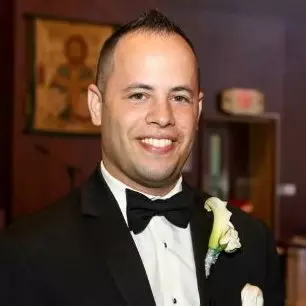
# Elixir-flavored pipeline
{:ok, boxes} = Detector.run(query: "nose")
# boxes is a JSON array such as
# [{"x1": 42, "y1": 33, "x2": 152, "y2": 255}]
[{"x1": 145, "y1": 99, "x2": 175, "y2": 127}]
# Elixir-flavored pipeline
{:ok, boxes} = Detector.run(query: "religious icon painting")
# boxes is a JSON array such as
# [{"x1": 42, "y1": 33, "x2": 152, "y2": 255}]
[{"x1": 25, "y1": 16, "x2": 117, "y2": 135}]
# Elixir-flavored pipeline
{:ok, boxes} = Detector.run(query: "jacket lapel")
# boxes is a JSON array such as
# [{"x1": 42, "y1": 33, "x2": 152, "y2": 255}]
[
  {"x1": 80, "y1": 168, "x2": 155, "y2": 306},
  {"x1": 189, "y1": 189, "x2": 214, "y2": 306}
]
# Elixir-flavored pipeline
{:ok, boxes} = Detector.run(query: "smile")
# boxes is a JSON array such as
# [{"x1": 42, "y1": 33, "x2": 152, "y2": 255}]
[{"x1": 140, "y1": 138, "x2": 173, "y2": 148}]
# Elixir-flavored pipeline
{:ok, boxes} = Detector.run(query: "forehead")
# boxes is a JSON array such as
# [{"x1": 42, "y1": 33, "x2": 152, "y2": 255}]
[{"x1": 111, "y1": 31, "x2": 198, "y2": 86}]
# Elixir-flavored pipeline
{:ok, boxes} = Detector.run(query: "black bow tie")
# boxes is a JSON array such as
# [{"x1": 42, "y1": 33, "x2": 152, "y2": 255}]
[{"x1": 126, "y1": 188, "x2": 193, "y2": 234}]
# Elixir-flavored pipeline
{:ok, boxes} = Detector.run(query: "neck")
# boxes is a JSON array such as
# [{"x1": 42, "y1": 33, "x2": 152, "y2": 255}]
[{"x1": 101, "y1": 160, "x2": 180, "y2": 197}]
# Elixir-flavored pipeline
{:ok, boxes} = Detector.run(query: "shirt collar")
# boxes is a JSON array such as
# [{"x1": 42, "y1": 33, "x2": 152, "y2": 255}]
[{"x1": 100, "y1": 161, "x2": 183, "y2": 222}]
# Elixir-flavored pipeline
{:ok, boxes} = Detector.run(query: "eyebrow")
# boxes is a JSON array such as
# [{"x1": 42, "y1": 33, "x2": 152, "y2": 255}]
[
  {"x1": 123, "y1": 83, "x2": 154, "y2": 92},
  {"x1": 123, "y1": 83, "x2": 194, "y2": 95},
  {"x1": 170, "y1": 86, "x2": 193, "y2": 96}
]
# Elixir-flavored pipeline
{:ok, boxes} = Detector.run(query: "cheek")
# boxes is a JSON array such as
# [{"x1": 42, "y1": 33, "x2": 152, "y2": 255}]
[
  {"x1": 105, "y1": 102, "x2": 145, "y2": 145},
  {"x1": 175, "y1": 110, "x2": 198, "y2": 136},
  {"x1": 119, "y1": 106, "x2": 147, "y2": 134},
  {"x1": 101, "y1": 109, "x2": 122, "y2": 143},
  {"x1": 110, "y1": 112, "x2": 138, "y2": 145}
]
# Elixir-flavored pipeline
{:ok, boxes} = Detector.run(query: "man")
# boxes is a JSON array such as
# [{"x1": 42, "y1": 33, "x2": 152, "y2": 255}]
[{"x1": 0, "y1": 10, "x2": 284, "y2": 306}]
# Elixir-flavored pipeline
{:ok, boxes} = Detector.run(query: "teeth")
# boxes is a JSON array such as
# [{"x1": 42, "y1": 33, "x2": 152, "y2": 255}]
[{"x1": 141, "y1": 138, "x2": 172, "y2": 148}]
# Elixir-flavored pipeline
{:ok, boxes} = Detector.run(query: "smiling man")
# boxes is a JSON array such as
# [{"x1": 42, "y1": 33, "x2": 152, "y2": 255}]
[
  {"x1": 88, "y1": 21, "x2": 202, "y2": 195},
  {"x1": 0, "y1": 10, "x2": 283, "y2": 306}
]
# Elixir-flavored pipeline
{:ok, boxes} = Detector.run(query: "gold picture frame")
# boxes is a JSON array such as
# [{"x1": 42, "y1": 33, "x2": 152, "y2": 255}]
[{"x1": 26, "y1": 15, "x2": 117, "y2": 136}]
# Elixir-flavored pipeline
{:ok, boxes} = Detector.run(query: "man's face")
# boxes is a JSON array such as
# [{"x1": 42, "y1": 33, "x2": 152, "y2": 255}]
[{"x1": 88, "y1": 32, "x2": 203, "y2": 194}]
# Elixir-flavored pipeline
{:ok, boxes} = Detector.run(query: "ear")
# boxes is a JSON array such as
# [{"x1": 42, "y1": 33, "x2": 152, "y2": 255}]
[
  {"x1": 197, "y1": 90, "x2": 204, "y2": 123},
  {"x1": 88, "y1": 84, "x2": 103, "y2": 126}
]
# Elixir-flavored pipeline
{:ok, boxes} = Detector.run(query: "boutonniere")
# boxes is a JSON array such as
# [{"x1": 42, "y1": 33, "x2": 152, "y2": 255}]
[
  {"x1": 241, "y1": 283, "x2": 264, "y2": 306},
  {"x1": 204, "y1": 197, "x2": 241, "y2": 277}
]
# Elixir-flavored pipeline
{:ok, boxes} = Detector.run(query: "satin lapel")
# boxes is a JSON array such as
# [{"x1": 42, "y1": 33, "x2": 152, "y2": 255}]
[
  {"x1": 81, "y1": 168, "x2": 155, "y2": 306},
  {"x1": 189, "y1": 191, "x2": 214, "y2": 306}
]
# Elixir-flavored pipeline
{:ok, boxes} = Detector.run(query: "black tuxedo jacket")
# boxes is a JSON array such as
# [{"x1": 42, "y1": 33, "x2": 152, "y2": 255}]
[{"x1": 0, "y1": 168, "x2": 284, "y2": 306}]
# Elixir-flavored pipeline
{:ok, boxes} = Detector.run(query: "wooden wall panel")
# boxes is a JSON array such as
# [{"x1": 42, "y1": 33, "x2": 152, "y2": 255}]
[
  {"x1": 0, "y1": 0, "x2": 14, "y2": 225},
  {"x1": 280, "y1": 22, "x2": 306, "y2": 240}
]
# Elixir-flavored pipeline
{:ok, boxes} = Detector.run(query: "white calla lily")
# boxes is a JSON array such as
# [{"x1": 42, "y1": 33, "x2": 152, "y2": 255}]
[
  {"x1": 204, "y1": 197, "x2": 240, "y2": 252},
  {"x1": 204, "y1": 197, "x2": 241, "y2": 277}
]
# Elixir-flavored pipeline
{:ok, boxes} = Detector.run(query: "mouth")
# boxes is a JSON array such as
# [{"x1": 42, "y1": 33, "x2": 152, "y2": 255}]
[
  {"x1": 141, "y1": 138, "x2": 173, "y2": 147},
  {"x1": 138, "y1": 137, "x2": 176, "y2": 154}
]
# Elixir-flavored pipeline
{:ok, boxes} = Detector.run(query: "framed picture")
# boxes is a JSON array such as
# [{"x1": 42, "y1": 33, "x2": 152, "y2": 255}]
[{"x1": 25, "y1": 15, "x2": 117, "y2": 136}]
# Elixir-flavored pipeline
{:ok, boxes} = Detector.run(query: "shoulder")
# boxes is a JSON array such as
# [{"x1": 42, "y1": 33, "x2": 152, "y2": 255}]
[
  {"x1": 228, "y1": 204, "x2": 275, "y2": 248},
  {"x1": 225, "y1": 201, "x2": 278, "y2": 262},
  {"x1": 0, "y1": 187, "x2": 82, "y2": 249}
]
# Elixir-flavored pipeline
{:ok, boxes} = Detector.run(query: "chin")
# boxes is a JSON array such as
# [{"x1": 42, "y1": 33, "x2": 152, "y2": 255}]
[{"x1": 136, "y1": 167, "x2": 180, "y2": 187}]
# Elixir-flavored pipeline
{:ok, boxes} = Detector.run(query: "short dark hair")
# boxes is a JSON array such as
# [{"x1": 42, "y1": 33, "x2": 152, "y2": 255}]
[{"x1": 95, "y1": 9, "x2": 199, "y2": 92}]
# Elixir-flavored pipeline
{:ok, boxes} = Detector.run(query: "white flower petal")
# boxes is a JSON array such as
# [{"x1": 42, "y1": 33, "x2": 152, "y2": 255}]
[
  {"x1": 225, "y1": 237, "x2": 241, "y2": 252},
  {"x1": 204, "y1": 197, "x2": 228, "y2": 212},
  {"x1": 228, "y1": 221, "x2": 234, "y2": 229},
  {"x1": 219, "y1": 225, "x2": 241, "y2": 252}
]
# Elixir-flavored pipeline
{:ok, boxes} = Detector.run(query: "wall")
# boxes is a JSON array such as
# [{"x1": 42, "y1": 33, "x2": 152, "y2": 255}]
[
  {"x1": 281, "y1": 22, "x2": 306, "y2": 239},
  {"x1": 0, "y1": 0, "x2": 14, "y2": 227},
  {"x1": 10, "y1": 0, "x2": 306, "y2": 241}
]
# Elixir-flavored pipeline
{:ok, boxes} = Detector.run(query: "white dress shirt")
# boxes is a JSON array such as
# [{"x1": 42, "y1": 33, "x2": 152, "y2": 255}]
[{"x1": 100, "y1": 162, "x2": 200, "y2": 306}]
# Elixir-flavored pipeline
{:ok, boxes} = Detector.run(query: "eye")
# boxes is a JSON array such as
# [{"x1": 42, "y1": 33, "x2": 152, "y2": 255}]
[
  {"x1": 128, "y1": 93, "x2": 146, "y2": 101},
  {"x1": 172, "y1": 95, "x2": 191, "y2": 103}
]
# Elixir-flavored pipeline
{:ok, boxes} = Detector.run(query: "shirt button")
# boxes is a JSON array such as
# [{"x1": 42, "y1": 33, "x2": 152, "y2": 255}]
[
  {"x1": 173, "y1": 298, "x2": 177, "y2": 304},
  {"x1": 164, "y1": 242, "x2": 167, "y2": 248}
]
